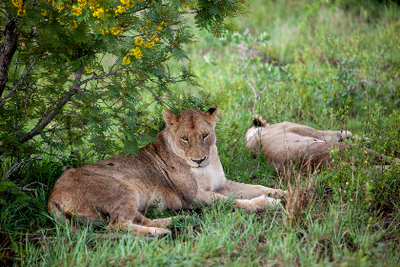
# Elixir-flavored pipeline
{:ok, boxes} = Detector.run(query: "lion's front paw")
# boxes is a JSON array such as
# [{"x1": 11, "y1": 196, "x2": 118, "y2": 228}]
[
  {"x1": 235, "y1": 195, "x2": 281, "y2": 212},
  {"x1": 263, "y1": 189, "x2": 288, "y2": 199},
  {"x1": 149, "y1": 227, "x2": 171, "y2": 237},
  {"x1": 250, "y1": 195, "x2": 281, "y2": 210}
]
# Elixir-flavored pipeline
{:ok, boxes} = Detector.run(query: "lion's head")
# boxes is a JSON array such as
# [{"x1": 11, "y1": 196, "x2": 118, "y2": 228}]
[{"x1": 163, "y1": 105, "x2": 218, "y2": 168}]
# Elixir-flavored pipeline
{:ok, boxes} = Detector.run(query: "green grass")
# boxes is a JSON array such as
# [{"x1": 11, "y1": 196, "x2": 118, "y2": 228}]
[{"x1": 1, "y1": 0, "x2": 400, "y2": 265}]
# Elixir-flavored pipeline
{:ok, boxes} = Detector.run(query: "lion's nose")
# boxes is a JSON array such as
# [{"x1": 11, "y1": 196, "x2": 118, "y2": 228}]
[{"x1": 191, "y1": 157, "x2": 206, "y2": 164}]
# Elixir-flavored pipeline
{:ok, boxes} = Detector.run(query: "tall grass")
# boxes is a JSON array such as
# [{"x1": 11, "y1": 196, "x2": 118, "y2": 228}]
[{"x1": 1, "y1": 0, "x2": 400, "y2": 265}]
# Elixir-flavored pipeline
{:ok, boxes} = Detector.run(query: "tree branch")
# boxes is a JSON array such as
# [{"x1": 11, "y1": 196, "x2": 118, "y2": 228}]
[
  {"x1": 18, "y1": 181, "x2": 48, "y2": 192},
  {"x1": 0, "y1": 15, "x2": 20, "y2": 98},
  {"x1": 116, "y1": 74, "x2": 171, "y2": 109},
  {"x1": 17, "y1": 70, "x2": 83, "y2": 145},
  {"x1": 41, "y1": 123, "x2": 84, "y2": 133},
  {"x1": 0, "y1": 52, "x2": 41, "y2": 107}
]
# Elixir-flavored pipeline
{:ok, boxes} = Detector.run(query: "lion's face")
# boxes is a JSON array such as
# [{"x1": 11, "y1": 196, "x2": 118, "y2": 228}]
[{"x1": 163, "y1": 106, "x2": 218, "y2": 168}]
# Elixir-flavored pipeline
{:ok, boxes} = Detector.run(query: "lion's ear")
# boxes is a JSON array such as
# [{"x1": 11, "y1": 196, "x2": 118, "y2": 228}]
[
  {"x1": 205, "y1": 105, "x2": 218, "y2": 125},
  {"x1": 163, "y1": 109, "x2": 176, "y2": 127}
]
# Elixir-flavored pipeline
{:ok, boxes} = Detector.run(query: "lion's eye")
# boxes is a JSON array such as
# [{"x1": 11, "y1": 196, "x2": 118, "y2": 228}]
[
  {"x1": 202, "y1": 133, "x2": 209, "y2": 140},
  {"x1": 182, "y1": 137, "x2": 189, "y2": 142}
]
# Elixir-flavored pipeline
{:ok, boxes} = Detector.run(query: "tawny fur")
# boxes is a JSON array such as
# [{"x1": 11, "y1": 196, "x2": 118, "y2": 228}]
[
  {"x1": 245, "y1": 115, "x2": 400, "y2": 170},
  {"x1": 245, "y1": 115, "x2": 399, "y2": 171},
  {"x1": 48, "y1": 107, "x2": 286, "y2": 237}
]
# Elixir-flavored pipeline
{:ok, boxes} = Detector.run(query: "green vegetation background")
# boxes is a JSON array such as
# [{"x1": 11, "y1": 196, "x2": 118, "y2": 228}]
[{"x1": 1, "y1": 0, "x2": 400, "y2": 265}]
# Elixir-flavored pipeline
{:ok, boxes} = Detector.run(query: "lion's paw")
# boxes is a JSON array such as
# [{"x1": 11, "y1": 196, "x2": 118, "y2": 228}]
[
  {"x1": 249, "y1": 195, "x2": 281, "y2": 211},
  {"x1": 263, "y1": 189, "x2": 288, "y2": 199}
]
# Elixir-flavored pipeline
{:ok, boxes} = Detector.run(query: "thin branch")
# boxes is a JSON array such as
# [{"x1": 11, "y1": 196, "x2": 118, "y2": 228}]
[
  {"x1": 116, "y1": 74, "x2": 171, "y2": 109},
  {"x1": 78, "y1": 70, "x2": 122, "y2": 86},
  {"x1": 41, "y1": 123, "x2": 84, "y2": 133},
  {"x1": 133, "y1": 68, "x2": 164, "y2": 86},
  {"x1": 71, "y1": 98, "x2": 85, "y2": 128},
  {"x1": 0, "y1": 14, "x2": 20, "y2": 98},
  {"x1": 4, "y1": 161, "x2": 20, "y2": 178},
  {"x1": 18, "y1": 181, "x2": 48, "y2": 192},
  {"x1": 0, "y1": 52, "x2": 41, "y2": 107},
  {"x1": 17, "y1": 70, "x2": 83, "y2": 145},
  {"x1": 244, "y1": 74, "x2": 257, "y2": 114},
  {"x1": 4, "y1": 132, "x2": 62, "y2": 177}
]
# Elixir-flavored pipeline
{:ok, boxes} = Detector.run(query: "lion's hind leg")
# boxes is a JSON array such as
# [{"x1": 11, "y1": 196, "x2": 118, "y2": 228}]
[
  {"x1": 106, "y1": 218, "x2": 171, "y2": 237},
  {"x1": 132, "y1": 211, "x2": 173, "y2": 228}
]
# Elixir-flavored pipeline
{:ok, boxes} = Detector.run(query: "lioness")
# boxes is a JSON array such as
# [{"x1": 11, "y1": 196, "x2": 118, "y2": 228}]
[
  {"x1": 48, "y1": 106, "x2": 285, "y2": 237},
  {"x1": 245, "y1": 115, "x2": 399, "y2": 171}
]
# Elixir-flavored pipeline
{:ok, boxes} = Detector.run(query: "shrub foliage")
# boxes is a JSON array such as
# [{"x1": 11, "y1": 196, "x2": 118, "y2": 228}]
[{"x1": 0, "y1": 0, "x2": 247, "y2": 178}]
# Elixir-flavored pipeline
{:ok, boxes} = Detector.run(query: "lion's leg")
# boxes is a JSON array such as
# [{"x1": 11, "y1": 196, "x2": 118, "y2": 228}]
[
  {"x1": 287, "y1": 126, "x2": 352, "y2": 142},
  {"x1": 195, "y1": 188, "x2": 280, "y2": 212},
  {"x1": 92, "y1": 193, "x2": 171, "y2": 236},
  {"x1": 133, "y1": 212, "x2": 172, "y2": 228},
  {"x1": 217, "y1": 180, "x2": 287, "y2": 199},
  {"x1": 106, "y1": 220, "x2": 170, "y2": 236}
]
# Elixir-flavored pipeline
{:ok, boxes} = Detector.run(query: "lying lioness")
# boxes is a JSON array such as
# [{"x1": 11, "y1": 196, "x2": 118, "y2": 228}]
[
  {"x1": 48, "y1": 107, "x2": 285, "y2": 237},
  {"x1": 245, "y1": 115, "x2": 398, "y2": 171}
]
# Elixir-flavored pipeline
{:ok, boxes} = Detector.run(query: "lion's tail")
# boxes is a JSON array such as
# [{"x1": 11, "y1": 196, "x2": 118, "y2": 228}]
[{"x1": 252, "y1": 115, "x2": 268, "y2": 127}]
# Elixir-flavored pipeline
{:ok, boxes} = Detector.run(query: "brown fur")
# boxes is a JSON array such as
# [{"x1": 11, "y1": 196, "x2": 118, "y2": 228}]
[
  {"x1": 48, "y1": 107, "x2": 286, "y2": 237},
  {"x1": 245, "y1": 115, "x2": 399, "y2": 171}
]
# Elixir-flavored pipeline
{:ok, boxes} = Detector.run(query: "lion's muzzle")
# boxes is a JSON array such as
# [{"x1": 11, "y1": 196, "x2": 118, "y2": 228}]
[{"x1": 191, "y1": 156, "x2": 206, "y2": 165}]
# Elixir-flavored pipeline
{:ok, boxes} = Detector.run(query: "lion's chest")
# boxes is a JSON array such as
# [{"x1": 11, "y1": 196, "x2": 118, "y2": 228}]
[{"x1": 191, "y1": 162, "x2": 225, "y2": 192}]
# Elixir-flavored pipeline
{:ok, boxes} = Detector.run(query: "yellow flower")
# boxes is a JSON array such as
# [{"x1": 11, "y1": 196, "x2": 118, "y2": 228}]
[
  {"x1": 135, "y1": 37, "x2": 143, "y2": 46},
  {"x1": 69, "y1": 20, "x2": 78, "y2": 29},
  {"x1": 182, "y1": 1, "x2": 190, "y2": 8},
  {"x1": 150, "y1": 34, "x2": 159, "y2": 42},
  {"x1": 92, "y1": 7, "x2": 105, "y2": 18},
  {"x1": 157, "y1": 25, "x2": 162, "y2": 30},
  {"x1": 115, "y1": 5, "x2": 127, "y2": 14},
  {"x1": 85, "y1": 66, "x2": 93, "y2": 73},
  {"x1": 78, "y1": 0, "x2": 87, "y2": 6},
  {"x1": 110, "y1": 26, "x2": 122, "y2": 35},
  {"x1": 17, "y1": 7, "x2": 26, "y2": 16},
  {"x1": 57, "y1": 5, "x2": 65, "y2": 11},
  {"x1": 161, "y1": 21, "x2": 168, "y2": 27},
  {"x1": 71, "y1": 6, "x2": 83, "y2": 16},
  {"x1": 145, "y1": 41, "x2": 154, "y2": 48},
  {"x1": 127, "y1": 1, "x2": 135, "y2": 8},
  {"x1": 120, "y1": 0, "x2": 130, "y2": 5},
  {"x1": 12, "y1": 0, "x2": 23, "y2": 8},
  {"x1": 102, "y1": 28, "x2": 110, "y2": 35},
  {"x1": 130, "y1": 47, "x2": 143, "y2": 59},
  {"x1": 41, "y1": 9, "x2": 48, "y2": 16},
  {"x1": 88, "y1": 0, "x2": 97, "y2": 7},
  {"x1": 123, "y1": 56, "x2": 131, "y2": 64},
  {"x1": 193, "y1": 1, "x2": 198, "y2": 8}
]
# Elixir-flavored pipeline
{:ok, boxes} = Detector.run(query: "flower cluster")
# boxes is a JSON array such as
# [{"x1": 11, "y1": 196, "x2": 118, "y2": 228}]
[
  {"x1": 71, "y1": 6, "x2": 83, "y2": 16},
  {"x1": 123, "y1": 56, "x2": 131, "y2": 64},
  {"x1": 115, "y1": 0, "x2": 134, "y2": 14},
  {"x1": 78, "y1": 0, "x2": 87, "y2": 6},
  {"x1": 102, "y1": 26, "x2": 122, "y2": 35},
  {"x1": 120, "y1": 0, "x2": 135, "y2": 7},
  {"x1": 115, "y1": 5, "x2": 127, "y2": 15},
  {"x1": 145, "y1": 35, "x2": 159, "y2": 48},
  {"x1": 69, "y1": 20, "x2": 78, "y2": 29},
  {"x1": 135, "y1": 37, "x2": 143, "y2": 46},
  {"x1": 88, "y1": 0, "x2": 99, "y2": 10},
  {"x1": 130, "y1": 47, "x2": 143, "y2": 59},
  {"x1": 182, "y1": 1, "x2": 198, "y2": 8},
  {"x1": 12, "y1": 0, "x2": 26, "y2": 16},
  {"x1": 92, "y1": 7, "x2": 105, "y2": 18},
  {"x1": 41, "y1": 9, "x2": 48, "y2": 16},
  {"x1": 56, "y1": 5, "x2": 65, "y2": 11}
]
